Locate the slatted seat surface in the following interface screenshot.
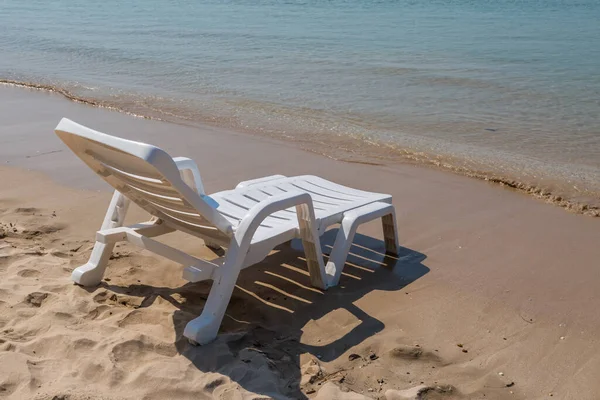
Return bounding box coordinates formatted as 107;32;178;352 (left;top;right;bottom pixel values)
210;175;392;243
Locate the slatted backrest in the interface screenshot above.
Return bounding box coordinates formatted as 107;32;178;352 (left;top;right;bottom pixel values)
54;118;233;240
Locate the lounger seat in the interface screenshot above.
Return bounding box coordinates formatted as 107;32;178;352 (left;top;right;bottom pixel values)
211;174;392;240
54;118;399;345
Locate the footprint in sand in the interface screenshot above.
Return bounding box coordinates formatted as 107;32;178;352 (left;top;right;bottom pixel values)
0;382;17;397
93;290;143;308
20;223;66;239
83;305;114;321
49;250;71;259
51;311;77;324
22;335;97;360
117;309;170;328
17;269;40;278
388;345;443;363
24;292;49;308
80;362;107;382
73;338;97;352
117;309;173;340
110;337;176;366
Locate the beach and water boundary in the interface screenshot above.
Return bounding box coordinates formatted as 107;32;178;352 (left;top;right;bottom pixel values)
2;79;598;217
1;81;600;399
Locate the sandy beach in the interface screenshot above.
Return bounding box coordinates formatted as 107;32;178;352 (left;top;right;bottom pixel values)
1;85;600;399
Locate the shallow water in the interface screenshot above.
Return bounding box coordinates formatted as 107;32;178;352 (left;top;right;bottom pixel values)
1;0;599;206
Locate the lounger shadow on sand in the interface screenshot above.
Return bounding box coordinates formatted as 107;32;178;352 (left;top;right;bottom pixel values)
98;231;428;399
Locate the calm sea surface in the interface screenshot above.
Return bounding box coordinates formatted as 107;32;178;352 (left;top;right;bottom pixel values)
1;0;599;203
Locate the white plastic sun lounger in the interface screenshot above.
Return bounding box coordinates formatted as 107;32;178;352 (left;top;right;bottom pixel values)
54;118;399;344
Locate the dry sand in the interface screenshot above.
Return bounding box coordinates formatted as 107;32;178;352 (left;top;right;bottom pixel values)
1;85;600;399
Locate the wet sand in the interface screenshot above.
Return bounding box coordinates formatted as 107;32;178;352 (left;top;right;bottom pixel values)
3;78;600;217
1;85;600;399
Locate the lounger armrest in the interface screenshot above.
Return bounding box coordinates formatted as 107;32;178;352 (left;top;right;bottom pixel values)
236;191;316;240
173;157;205;195
236;190;326;288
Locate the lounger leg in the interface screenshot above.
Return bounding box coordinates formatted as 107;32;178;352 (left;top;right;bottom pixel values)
382;211;399;256
184;191;325;344
296;203;327;290
183;243;244;345
325;215;358;288
325;204;399;287
71;191;130;286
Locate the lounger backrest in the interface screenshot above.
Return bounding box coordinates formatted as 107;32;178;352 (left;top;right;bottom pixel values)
54;118;233;240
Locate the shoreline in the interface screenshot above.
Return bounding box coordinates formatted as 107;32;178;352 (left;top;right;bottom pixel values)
1;85;600;399
2;79;598;218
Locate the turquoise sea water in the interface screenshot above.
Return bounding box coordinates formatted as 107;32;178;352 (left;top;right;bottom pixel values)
1;0;599;201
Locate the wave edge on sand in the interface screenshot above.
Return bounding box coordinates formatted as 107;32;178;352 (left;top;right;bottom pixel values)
2;78;598;218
